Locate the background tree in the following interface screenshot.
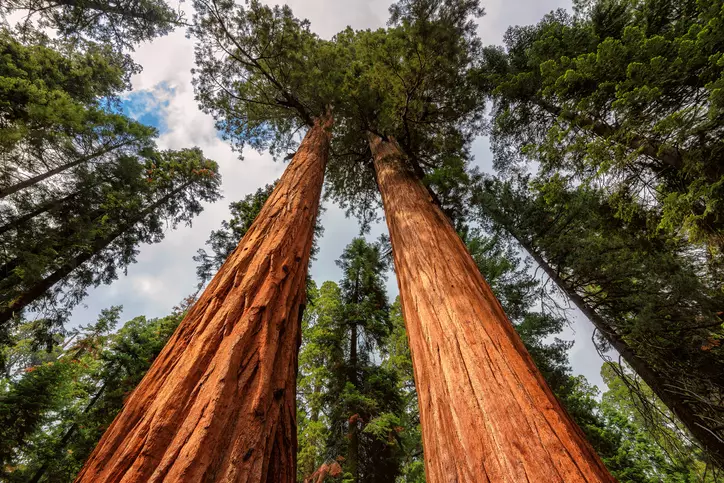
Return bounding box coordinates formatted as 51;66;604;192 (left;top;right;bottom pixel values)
2;0;183;56
0;147;221;330
0;304;189;482
472;174;724;466
478;0;724;251
296;239;408;483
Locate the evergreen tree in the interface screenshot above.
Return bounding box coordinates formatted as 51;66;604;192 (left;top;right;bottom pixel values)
296;239;408;483
2;0;183;55
472;174;724;466
0;147;221;329
0;304;188;482
193;0;613;478
478;0;724;250
77;118;331;482
194;183;276;288
0;29;221;342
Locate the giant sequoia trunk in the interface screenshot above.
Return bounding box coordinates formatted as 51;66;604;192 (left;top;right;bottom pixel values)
75;116;331;483
369;134;614;482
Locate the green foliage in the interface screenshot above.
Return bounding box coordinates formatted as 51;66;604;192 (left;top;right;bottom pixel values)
0;305;184;482
192;0;485;226
2;0;182;55
0;30;221;342
600;362;721;481
480;0;724;251
0;146;221;333
472;173;724;468
194;183;275;287
297;239;406;482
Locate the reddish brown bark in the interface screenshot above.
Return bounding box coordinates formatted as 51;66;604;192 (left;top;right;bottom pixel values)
75;116;332;483
369;133;616;482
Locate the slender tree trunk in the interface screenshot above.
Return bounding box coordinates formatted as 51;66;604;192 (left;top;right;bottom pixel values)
0;204;106;283
0;141;131;199
30;378;112;483
369;133;615;482
537;100;684;170
348;321;359;482
510;232;724;467
0;190;80;236
0;182;192;326
75;115;332;483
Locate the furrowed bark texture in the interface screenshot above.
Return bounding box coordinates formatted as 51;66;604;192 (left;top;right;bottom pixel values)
75;117;331;483
369;134;615;483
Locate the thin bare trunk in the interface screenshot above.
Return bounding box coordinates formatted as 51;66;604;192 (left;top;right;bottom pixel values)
75;115;332;483
0;183;191;325
348;322;359;482
369;133;615;482
0;190;80;236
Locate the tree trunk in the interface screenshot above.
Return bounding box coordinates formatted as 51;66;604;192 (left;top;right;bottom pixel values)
369;133;615;482
537;100;684;170
0;182;192;326
75;115;332;483
0;141;131;199
0;190;80;236
511;233;724;467
348;321;359;482
30;378;112;483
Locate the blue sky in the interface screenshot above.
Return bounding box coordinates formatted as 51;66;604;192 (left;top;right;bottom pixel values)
66;0;613;391
118;82;176;133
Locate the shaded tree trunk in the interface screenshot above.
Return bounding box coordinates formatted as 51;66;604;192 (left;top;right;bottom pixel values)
369;133;615;482
75;115;332;483
348;321;359;482
511;232;724;467
30;378;112;483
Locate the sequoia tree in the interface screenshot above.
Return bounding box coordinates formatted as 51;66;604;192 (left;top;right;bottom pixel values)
76;117;331;481
191;0;615;478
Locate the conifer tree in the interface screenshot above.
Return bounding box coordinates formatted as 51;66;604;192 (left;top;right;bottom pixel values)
473;174;724;466
191;0;614;478
478;0;724;250
0;147;221;328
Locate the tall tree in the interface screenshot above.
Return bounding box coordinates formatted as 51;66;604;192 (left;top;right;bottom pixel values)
478;0;724;250
76;114;331;482
194;183;276;288
296;240;412;483
0;147;221;328
372;135;611;480
326;238;404;482
193;0;614;477
472;174;724;466
2;0;182;55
